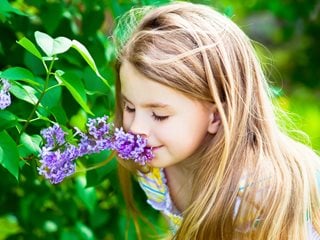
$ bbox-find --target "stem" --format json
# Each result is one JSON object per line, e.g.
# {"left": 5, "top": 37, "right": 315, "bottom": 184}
{"left": 18, "top": 58, "right": 56, "bottom": 139}
{"left": 75, "top": 152, "right": 116, "bottom": 173}
{"left": 45, "top": 83, "right": 62, "bottom": 92}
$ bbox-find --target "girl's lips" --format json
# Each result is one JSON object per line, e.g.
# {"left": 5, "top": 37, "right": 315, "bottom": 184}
{"left": 149, "top": 145, "right": 163, "bottom": 151}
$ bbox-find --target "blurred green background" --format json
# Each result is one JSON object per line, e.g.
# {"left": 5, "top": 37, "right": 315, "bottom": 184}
{"left": 0, "top": 0, "right": 319, "bottom": 239}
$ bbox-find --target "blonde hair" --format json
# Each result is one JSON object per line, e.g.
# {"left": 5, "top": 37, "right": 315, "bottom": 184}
{"left": 113, "top": 2, "right": 320, "bottom": 239}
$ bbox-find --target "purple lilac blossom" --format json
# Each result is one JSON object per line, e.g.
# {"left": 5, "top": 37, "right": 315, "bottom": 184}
{"left": 112, "top": 127, "right": 154, "bottom": 165}
{"left": 38, "top": 124, "right": 78, "bottom": 184}
{"left": 0, "top": 78, "right": 11, "bottom": 110}
{"left": 87, "top": 116, "right": 111, "bottom": 139}
{"left": 38, "top": 145, "right": 78, "bottom": 184}
{"left": 38, "top": 116, "right": 154, "bottom": 184}
{"left": 78, "top": 116, "right": 113, "bottom": 155}
{"left": 40, "top": 124, "right": 66, "bottom": 148}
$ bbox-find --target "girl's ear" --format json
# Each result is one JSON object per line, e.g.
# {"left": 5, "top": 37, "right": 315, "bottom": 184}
{"left": 207, "top": 105, "right": 221, "bottom": 134}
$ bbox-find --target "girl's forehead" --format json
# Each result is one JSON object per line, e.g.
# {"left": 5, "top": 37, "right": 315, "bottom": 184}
{"left": 119, "top": 61, "right": 204, "bottom": 110}
{"left": 119, "top": 61, "right": 164, "bottom": 94}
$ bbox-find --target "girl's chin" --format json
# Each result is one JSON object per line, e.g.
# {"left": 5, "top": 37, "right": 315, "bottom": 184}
{"left": 147, "top": 158, "right": 164, "bottom": 168}
{"left": 147, "top": 158, "right": 172, "bottom": 169}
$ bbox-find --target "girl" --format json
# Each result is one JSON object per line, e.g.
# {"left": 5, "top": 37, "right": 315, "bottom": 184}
{"left": 113, "top": 2, "right": 320, "bottom": 239}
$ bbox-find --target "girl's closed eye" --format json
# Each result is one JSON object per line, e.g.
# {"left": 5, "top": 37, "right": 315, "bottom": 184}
{"left": 124, "top": 103, "right": 135, "bottom": 113}
{"left": 152, "top": 112, "right": 169, "bottom": 121}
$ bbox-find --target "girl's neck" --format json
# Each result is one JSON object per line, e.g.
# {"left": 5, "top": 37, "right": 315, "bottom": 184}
{"left": 164, "top": 164, "right": 193, "bottom": 213}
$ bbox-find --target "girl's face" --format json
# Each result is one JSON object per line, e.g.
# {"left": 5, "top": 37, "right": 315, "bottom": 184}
{"left": 120, "top": 61, "right": 215, "bottom": 168}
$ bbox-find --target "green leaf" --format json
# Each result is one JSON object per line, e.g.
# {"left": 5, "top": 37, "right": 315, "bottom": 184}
{"left": 0, "top": 131, "right": 19, "bottom": 181}
{"left": 0, "top": 214, "right": 22, "bottom": 238}
{"left": 0, "top": 110, "right": 18, "bottom": 131}
{"left": 86, "top": 152, "right": 116, "bottom": 187}
{"left": 71, "top": 40, "right": 110, "bottom": 88}
{"left": 75, "top": 176, "right": 97, "bottom": 214}
{"left": 0, "top": 67, "right": 40, "bottom": 86}
{"left": 55, "top": 70, "right": 93, "bottom": 115}
{"left": 17, "top": 37, "right": 42, "bottom": 60}
{"left": 39, "top": 2, "right": 64, "bottom": 34}
{"left": 75, "top": 222, "right": 95, "bottom": 240}
{"left": 83, "top": 67, "right": 110, "bottom": 94}
{"left": 41, "top": 81, "right": 62, "bottom": 109}
{"left": 19, "top": 133, "right": 42, "bottom": 155}
{"left": 60, "top": 230, "right": 79, "bottom": 240}
{"left": 60, "top": 222, "right": 95, "bottom": 240}
{"left": 0, "top": 0, "right": 27, "bottom": 20}
{"left": 35, "top": 31, "right": 72, "bottom": 57}
{"left": 69, "top": 109, "right": 87, "bottom": 131}
{"left": 50, "top": 104, "right": 67, "bottom": 125}
{"left": 9, "top": 82, "right": 39, "bottom": 105}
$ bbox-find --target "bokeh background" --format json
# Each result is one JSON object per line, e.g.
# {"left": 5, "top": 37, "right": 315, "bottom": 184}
{"left": 0, "top": 0, "right": 319, "bottom": 239}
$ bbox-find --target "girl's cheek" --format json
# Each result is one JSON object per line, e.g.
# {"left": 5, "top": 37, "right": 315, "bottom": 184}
{"left": 122, "top": 112, "right": 131, "bottom": 131}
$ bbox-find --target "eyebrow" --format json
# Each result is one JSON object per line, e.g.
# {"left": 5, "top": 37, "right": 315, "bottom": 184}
{"left": 121, "top": 94, "right": 171, "bottom": 109}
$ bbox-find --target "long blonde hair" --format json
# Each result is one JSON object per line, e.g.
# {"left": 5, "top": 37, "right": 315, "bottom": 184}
{"left": 113, "top": 2, "right": 320, "bottom": 239}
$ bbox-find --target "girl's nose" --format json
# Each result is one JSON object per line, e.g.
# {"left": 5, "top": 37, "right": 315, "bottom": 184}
{"left": 129, "top": 116, "right": 149, "bottom": 138}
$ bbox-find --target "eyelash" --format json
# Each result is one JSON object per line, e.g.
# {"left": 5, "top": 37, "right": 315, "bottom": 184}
{"left": 124, "top": 105, "right": 169, "bottom": 121}
{"left": 152, "top": 113, "right": 169, "bottom": 121}
{"left": 124, "top": 105, "right": 135, "bottom": 113}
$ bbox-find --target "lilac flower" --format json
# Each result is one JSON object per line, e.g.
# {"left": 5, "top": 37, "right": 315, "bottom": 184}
{"left": 38, "top": 116, "right": 154, "bottom": 184}
{"left": 38, "top": 145, "right": 78, "bottom": 184}
{"left": 38, "top": 124, "right": 80, "bottom": 183}
{"left": 38, "top": 124, "right": 82, "bottom": 183}
{"left": 40, "top": 124, "right": 66, "bottom": 148}
{"left": 78, "top": 116, "right": 113, "bottom": 155}
{"left": 112, "top": 128, "right": 154, "bottom": 165}
{"left": 77, "top": 132, "right": 111, "bottom": 155}
{"left": 87, "top": 116, "right": 112, "bottom": 139}
{"left": 0, "top": 78, "right": 11, "bottom": 110}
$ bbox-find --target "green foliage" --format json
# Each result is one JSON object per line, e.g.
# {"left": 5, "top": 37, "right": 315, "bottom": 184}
{"left": 0, "top": 0, "right": 319, "bottom": 239}
{"left": 0, "top": 131, "right": 20, "bottom": 180}
{"left": 0, "top": 0, "right": 168, "bottom": 239}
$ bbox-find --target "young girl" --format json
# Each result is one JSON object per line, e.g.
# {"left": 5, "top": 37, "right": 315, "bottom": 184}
{"left": 113, "top": 2, "right": 320, "bottom": 239}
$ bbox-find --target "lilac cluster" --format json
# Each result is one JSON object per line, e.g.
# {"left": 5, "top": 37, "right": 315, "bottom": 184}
{"left": 38, "top": 116, "right": 154, "bottom": 184}
{"left": 113, "top": 128, "right": 154, "bottom": 165}
{"left": 0, "top": 78, "right": 11, "bottom": 110}
{"left": 78, "top": 116, "right": 113, "bottom": 155}
{"left": 38, "top": 124, "right": 79, "bottom": 184}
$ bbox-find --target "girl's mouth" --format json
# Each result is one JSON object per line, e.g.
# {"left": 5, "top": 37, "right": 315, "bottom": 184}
{"left": 149, "top": 145, "right": 163, "bottom": 151}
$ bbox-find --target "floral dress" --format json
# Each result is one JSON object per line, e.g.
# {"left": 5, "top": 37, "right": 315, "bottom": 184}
{"left": 137, "top": 167, "right": 320, "bottom": 239}
{"left": 137, "top": 167, "right": 182, "bottom": 233}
